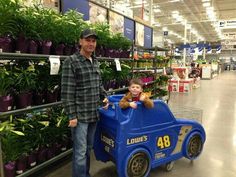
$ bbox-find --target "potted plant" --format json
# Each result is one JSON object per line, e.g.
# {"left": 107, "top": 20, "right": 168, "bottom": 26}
{"left": 0, "top": 66, "right": 14, "bottom": 112}
{"left": 93, "top": 23, "right": 111, "bottom": 57}
{"left": 52, "top": 10, "right": 87, "bottom": 55}
{"left": 0, "top": 0, "right": 22, "bottom": 52}
{"left": 1, "top": 117, "right": 24, "bottom": 177}
{"left": 100, "top": 62, "right": 115, "bottom": 90}
{"left": 18, "top": 6, "right": 43, "bottom": 54}
{"left": 13, "top": 64, "right": 37, "bottom": 108}
{"left": 120, "top": 35, "right": 132, "bottom": 58}
{"left": 32, "top": 61, "right": 49, "bottom": 105}
{"left": 31, "top": 7, "right": 58, "bottom": 54}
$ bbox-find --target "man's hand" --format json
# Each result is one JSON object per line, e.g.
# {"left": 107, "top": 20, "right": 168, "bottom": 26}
{"left": 68, "top": 119, "right": 77, "bottom": 127}
{"left": 102, "top": 97, "right": 109, "bottom": 110}
{"left": 129, "top": 101, "right": 137, "bottom": 109}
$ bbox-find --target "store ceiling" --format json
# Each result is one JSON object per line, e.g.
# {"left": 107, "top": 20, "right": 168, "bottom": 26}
{"left": 113, "top": 0, "right": 236, "bottom": 44}
{"left": 150, "top": 0, "right": 236, "bottom": 44}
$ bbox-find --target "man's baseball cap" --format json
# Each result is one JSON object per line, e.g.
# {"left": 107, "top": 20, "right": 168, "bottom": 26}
{"left": 80, "top": 29, "right": 98, "bottom": 39}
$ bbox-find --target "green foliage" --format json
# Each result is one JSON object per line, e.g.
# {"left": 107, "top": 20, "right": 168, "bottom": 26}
{"left": 55, "top": 10, "right": 87, "bottom": 45}
{"left": 155, "top": 75, "right": 169, "bottom": 86}
{"left": 1, "top": 116, "right": 25, "bottom": 163}
{"left": 100, "top": 61, "right": 115, "bottom": 81}
{"left": 0, "top": 66, "right": 14, "bottom": 96}
{"left": 0, "top": 0, "right": 22, "bottom": 37}
{"left": 93, "top": 23, "right": 111, "bottom": 47}
{"left": 13, "top": 64, "right": 37, "bottom": 93}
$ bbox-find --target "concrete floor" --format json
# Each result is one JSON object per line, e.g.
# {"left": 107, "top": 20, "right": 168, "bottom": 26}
{"left": 34, "top": 71, "right": 236, "bottom": 177}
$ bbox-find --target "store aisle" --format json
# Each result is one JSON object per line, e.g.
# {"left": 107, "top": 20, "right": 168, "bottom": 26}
{"left": 34, "top": 71, "right": 236, "bottom": 177}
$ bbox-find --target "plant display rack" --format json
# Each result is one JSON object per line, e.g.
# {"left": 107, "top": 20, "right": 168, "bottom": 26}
{"left": 133, "top": 46, "right": 170, "bottom": 100}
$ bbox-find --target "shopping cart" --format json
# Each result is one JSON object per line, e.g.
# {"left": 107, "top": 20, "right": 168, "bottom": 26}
{"left": 169, "top": 106, "right": 203, "bottom": 124}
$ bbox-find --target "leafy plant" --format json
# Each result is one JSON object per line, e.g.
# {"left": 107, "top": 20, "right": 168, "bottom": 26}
{"left": 14, "top": 64, "right": 37, "bottom": 93}
{"left": 54, "top": 10, "right": 87, "bottom": 45}
{"left": 1, "top": 116, "right": 24, "bottom": 163}
{"left": 0, "top": 0, "right": 22, "bottom": 37}
{"left": 93, "top": 23, "right": 111, "bottom": 48}
{"left": 0, "top": 66, "right": 14, "bottom": 96}
{"left": 100, "top": 61, "right": 115, "bottom": 82}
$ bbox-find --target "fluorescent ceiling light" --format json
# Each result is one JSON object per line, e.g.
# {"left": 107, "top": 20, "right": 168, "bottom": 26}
{"left": 206, "top": 6, "right": 214, "bottom": 11}
{"left": 153, "top": 5, "right": 160, "bottom": 8}
{"left": 176, "top": 16, "right": 183, "bottom": 21}
{"left": 153, "top": 23, "right": 161, "bottom": 27}
{"left": 170, "top": 0, "right": 180, "bottom": 2}
{"left": 172, "top": 13, "right": 179, "bottom": 18}
{"left": 202, "top": 0, "right": 210, "bottom": 2}
{"left": 203, "top": 2, "right": 210, "bottom": 7}
{"left": 154, "top": 9, "right": 161, "bottom": 13}
{"left": 172, "top": 11, "right": 179, "bottom": 15}
{"left": 162, "top": 27, "right": 168, "bottom": 31}
{"left": 129, "top": 4, "right": 148, "bottom": 8}
{"left": 134, "top": 0, "right": 147, "bottom": 5}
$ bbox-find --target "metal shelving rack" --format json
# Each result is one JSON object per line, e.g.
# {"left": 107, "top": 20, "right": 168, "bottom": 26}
{"left": 133, "top": 46, "right": 169, "bottom": 99}
{"left": 0, "top": 102, "right": 68, "bottom": 177}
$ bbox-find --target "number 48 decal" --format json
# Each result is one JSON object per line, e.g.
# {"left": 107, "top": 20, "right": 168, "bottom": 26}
{"left": 157, "top": 135, "right": 171, "bottom": 149}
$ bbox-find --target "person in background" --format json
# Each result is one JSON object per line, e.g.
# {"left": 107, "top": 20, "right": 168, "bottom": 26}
{"left": 119, "top": 78, "right": 154, "bottom": 109}
{"left": 61, "top": 28, "right": 108, "bottom": 177}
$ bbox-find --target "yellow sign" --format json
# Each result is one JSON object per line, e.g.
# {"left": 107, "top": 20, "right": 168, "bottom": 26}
{"left": 157, "top": 135, "right": 171, "bottom": 149}
{"left": 127, "top": 135, "right": 148, "bottom": 145}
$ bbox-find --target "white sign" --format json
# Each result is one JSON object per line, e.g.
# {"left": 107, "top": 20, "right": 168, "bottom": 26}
{"left": 222, "top": 45, "right": 234, "bottom": 50}
{"left": 221, "top": 40, "right": 236, "bottom": 45}
{"left": 224, "top": 32, "right": 236, "bottom": 39}
{"left": 49, "top": 56, "right": 60, "bottom": 75}
{"left": 114, "top": 58, "right": 121, "bottom": 71}
{"left": 219, "top": 20, "right": 236, "bottom": 29}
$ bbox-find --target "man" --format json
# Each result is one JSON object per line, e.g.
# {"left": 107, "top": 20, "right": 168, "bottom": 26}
{"left": 61, "top": 29, "right": 108, "bottom": 177}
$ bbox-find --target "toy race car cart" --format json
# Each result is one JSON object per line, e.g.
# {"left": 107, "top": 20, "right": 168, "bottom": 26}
{"left": 94, "top": 95, "right": 206, "bottom": 177}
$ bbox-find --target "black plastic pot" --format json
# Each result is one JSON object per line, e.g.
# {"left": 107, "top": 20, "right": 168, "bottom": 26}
{"left": 0, "top": 36, "right": 14, "bottom": 52}
{"left": 64, "top": 45, "right": 72, "bottom": 55}
{"left": 16, "top": 35, "right": 28, "bottom": 53}
{"left": 16, "top": 156, "right": 27, "bottom": 175}
{"left": 15, "top": 92, "right": 32, "bottom": 109}
{"left": 0, "top": 95, "right": 13, "bottom": 112}
{"left": 28, "top": 40, "right": 38, "bottom": 54}
{"left": 53, "top": 143, "right": 62, "bottom": 155}
{"left": 54, "top": 43, "right": 65, "bottom": 55}
{"left": 46, "top": 146, "right": 55, "bottom": 159}
{"left": 46, "top": 89, "right": 58, "bottom": 103}
{"left": 41, "top": 40, "right": 52, "bottom": 54}
{"left": 27, "top": 152, "right": 37, "bottom": 168}
{"left": 37, "top": 147, "right": 48, "bottom": 164}
{"left": 33, "top": 91, "right": 45, "bottom": 105}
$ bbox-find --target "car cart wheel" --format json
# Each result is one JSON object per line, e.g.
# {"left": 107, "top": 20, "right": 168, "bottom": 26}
{"left": 185, "top": 133, "right": 203, "bottom": 159}
{"left": 127, "top": 152, "right": 150, "bottom": 177}
{"left": 165, "top": 161, "right": 174, "bottom": 172}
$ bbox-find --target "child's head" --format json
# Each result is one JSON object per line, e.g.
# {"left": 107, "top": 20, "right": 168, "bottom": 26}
{"left": 128, "top": 78, "right": 144, "bottom": 96}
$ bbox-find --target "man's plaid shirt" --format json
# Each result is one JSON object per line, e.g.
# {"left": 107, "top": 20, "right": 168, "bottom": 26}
{"left": 61, "top": 53, "right": 107, "bottom": 123}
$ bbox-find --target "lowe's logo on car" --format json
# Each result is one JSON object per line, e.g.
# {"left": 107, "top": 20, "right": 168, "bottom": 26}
{"left": 101, "top": 134, "right": 115, "bottom": 148}
{"left": 127, "top": 135, "right": 148, "bottom": 145}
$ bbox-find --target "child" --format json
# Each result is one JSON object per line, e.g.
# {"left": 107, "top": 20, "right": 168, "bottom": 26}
{"left": 119, "top": 78, "right": 154, "bottom": 109}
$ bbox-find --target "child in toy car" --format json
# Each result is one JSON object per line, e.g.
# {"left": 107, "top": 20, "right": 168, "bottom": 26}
{"left": 119, "top": 78, "right": 154, "bottom": 109}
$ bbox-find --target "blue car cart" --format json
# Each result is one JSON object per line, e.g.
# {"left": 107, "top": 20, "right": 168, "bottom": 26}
{"left": 94, "top": 94, "right": 206, "bottom": 177}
